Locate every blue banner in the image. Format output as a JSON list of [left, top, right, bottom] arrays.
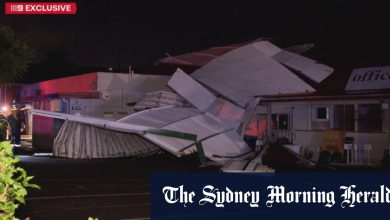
[[152, 172, 390, 220]]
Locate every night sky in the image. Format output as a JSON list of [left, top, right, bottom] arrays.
[[1, 0, 390, 82]]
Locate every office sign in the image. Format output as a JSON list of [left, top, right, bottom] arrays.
[[345, 66, 390, 91]]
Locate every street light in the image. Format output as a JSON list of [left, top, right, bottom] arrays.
[[1, 105, 8, 113]]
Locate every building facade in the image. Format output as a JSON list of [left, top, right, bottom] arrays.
[[20, 72, 171, 149]]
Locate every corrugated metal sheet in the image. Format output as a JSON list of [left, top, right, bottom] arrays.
[[33, 109, 150, 133], [118, 106, 202, 127], [205, 98, 244, 129], [283, 43, 314, 54], [157, 40, 313, 68], [237, 97, 261, 136], [34, 108, 252, 163], [142, 113, 252, 162], [199, 130, 249, 159], [133, 91, 186, 111], [192, 41, 315, 107], [252, 41, 281, 56], [54, 120, 159, 158], [168, 69, 248, 129], [157, 38, 271, 67], [119, 106, 252, 161], [34, 40, 332, 163], [158, 43, 246, 66], [273, 50, 334, 83], [167, 69, 216, 111]]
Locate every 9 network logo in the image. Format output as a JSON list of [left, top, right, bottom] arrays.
[[4, 1, 77, 15]]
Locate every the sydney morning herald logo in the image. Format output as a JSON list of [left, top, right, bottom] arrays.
[[5, 1, 77, 15], [162, 184, 390, 208]]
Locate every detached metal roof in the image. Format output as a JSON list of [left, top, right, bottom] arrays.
[[119, 106, 250, 160], [158, 40, 259, 66], [30, 39, 336, 164], [158, 39, 314, 67], [191, 41, 322, 107]]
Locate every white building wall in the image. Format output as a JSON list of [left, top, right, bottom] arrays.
[[68, 98, 104, 117], [257, 100, 390, 165]]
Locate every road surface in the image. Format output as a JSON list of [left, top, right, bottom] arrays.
[[16, 153, 217, 220]]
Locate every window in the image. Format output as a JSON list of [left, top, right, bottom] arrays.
[[333, 104, 355, 131], [358, 104, 382, 132], [311, 106, 330, 130], [316, 107, 328, 120], [272, 114, 289, 130]]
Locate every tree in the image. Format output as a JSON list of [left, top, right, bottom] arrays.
[[0, 141, 40, 219], [0, 26, 33, 83]]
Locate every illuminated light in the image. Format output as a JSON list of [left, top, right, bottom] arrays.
[[1, 106, 8, 112]]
